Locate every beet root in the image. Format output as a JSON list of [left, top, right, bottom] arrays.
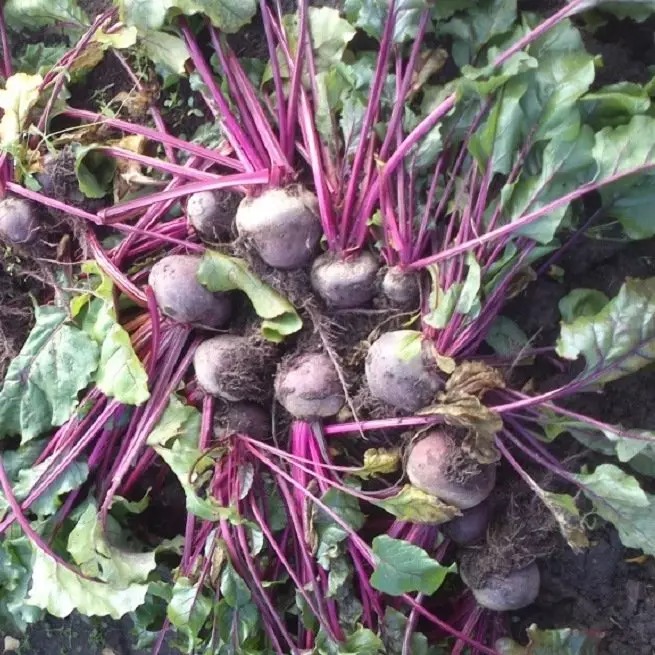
[[406, 431, 496, 509], [217, 402, 270, 441], [275, 353, 344, 419], [365, 330, 441, 412], [461, 562, 540, 611], [187, 189, 241, 240], [0, 196, 39, 244], [442, 497, 493, 545], [149, 255, 232, 328], [310, 251, 379, 308], [382, 267, 420, 308], [194, 335, 275, 402], [236, 186, 321, 269]]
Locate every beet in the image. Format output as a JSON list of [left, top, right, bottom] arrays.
[[406, 431, 496, 509], [442, 497, 493, 545], [194, 335, 275, 402], [0, 196, 39, 244], [461, 561, 541, 611], [365, 330, 441, 412], [218, 402, 270, 440], [311, 251, 379, 308], [187, 189, 240, 240], [275, 353, 344, 419], [382, 266, 420, 307], [148, 254, 232, 328], [236, 186, 321, 269]]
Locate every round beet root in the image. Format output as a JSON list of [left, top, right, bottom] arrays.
[[275, 353, 344, 419], [236, 186, 321, 269], [149, 255, 232, 328], [462, 562, 540, 611], [311, 251, 379, 308], [442, 497, 493, 545], [219, 402, 270, 440], [187, 190, 240, 240], [0, 197, 39, 244], [365, 330, 441, 412], [382, 267, 420, 308], [194, 335, 275, 402], [406, 431, 496, 509]]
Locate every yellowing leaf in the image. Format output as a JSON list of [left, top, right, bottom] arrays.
[[374, 485, 460, 524], [352, 448, 401, 479], [445, 361, 506, 401], [94, 25, 138, 49], [0, 73, 43, 146]]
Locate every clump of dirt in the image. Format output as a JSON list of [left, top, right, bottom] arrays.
[[459, 493, 558, 588]]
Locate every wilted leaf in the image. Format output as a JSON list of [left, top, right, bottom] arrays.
[[444, 361, 506, 401], [0, 74, 43, 147], [197, 251, 302, 342], [576, 463, 655, 556], [26, 550, 148, 619], [496, 623, 601, 654], [351, 448, 401, 479], [374, 485, 460, 524], [542, 491, 589, 553], [0, 306, 98, 442], [370, 536, 456, 596], [556, 277, 655, 386], [118, 0, 256, 33]]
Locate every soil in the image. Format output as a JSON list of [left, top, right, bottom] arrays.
[[3, 2, 655, 655]]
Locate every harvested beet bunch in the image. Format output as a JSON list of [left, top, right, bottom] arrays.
[[1, 1, 655, 653]]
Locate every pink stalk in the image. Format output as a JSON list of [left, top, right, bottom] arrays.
[[282, 0, 306, 161], [339, 0, 397, 248], [99, 169, 269, 222], [324, 415, 439, 435], [179, 19, 258, 171], [0, 6, 12, 79], [62, 107, 243, 170]]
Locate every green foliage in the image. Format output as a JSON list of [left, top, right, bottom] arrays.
[[496, 623, 600, 654], [0, 305, 98, 442], [197, 251, 302, 342], [556, 277, 655, 385], [4, 0, 88, 29], [369, 536, 456, 596]]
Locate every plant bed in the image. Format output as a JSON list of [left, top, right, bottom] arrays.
[[2, 1, 655, 654]]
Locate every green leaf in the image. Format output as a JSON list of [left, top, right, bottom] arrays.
[[197, 251, 302, 342], [74, 262, 150, 406], [17, 43, 70, 76], [373, 485, 460, 525], [26, 549, 148, 619], [381, 607, 432, 655], [74, 145, 116, 199], [67, 502, 178, 587], [581, 82, 651, 128], [556, 277, 655, 386], [0, 529, 42, 631], [340, 627, 384, 654], [496, 623, 600, 654], [485, 316, 530, 358], [344, 0, 428, 43], [308, 7, 357, 69], [576, 463, 655, 556], [147, 395, 244, 524], [167, 577, 212, 652], [220, 562, 251, 608], [437, 0, 517, 67], [369, 535, 456, 596], [577, 0, 655, 22], [594, 116, 655, 239], [500, 126, 596, 243], [118, 0, 256, 33], [558, 289, 609, 323], [13, 454, 88, 518], [0, 306, 98, 442], [0, 73, 43, 147], [139, 30, 189, 75], [4, 0, 88, 29]]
